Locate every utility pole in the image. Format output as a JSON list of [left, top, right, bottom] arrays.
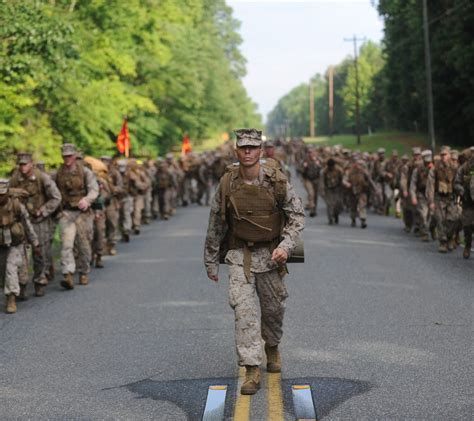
[[328, 66, 334, 137], [423, 0, 436, 152], [344, 35, 365, 145], [309, 80, 315, 138]]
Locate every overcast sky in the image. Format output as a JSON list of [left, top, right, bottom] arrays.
[[228, 0, 384, 121]]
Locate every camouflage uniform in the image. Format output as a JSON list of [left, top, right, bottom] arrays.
[[301, 151, 322, 217], [344, 161, 372, 228], [92, 173, 111, 267], [128, 162, 151, 234], [155, 163, 174, 220], [204, 130, 304, 368], [0, 181, 39, 309], [55, 145, 99, 280], [426, 149, 458, 251], [10, 155, 61, 291], [101, 157, 123, 253], [409, 155, 432, 241], [454, 147, 474, 258], [322, 161, 343, 224]]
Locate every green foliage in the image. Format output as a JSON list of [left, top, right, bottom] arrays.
[[0, 0, 261, 174], [267, 42, 384, 137], [376, 0, 474, 146]]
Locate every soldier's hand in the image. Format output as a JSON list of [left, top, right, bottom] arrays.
[[78, 198, 90, 211], [272, 247, 288, 264], [412, 197, 417, 206], [208, 273, 219, 283], [429, 203, 435, 211], [403, 191, 408, 198]]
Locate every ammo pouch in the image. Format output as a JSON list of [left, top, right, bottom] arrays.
[[438, 181, 450, 195], [10, 222, 25, 246]]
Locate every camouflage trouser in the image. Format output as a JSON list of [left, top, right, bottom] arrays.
[[105, 201, 120, 247], [59, 210, 93, 275], [93, 209, 106, 256], [349, 192, 367, 221], [434, 197, 458, 242], [31, 219, 51, 285], [415, 194, 430, 236], [373, 181, 386, 213], [144, 188, 152, 221], [0, 245, 24, 296], [303, 179, 319, 212], [132, 194, 144, 229], [120, 195, 133, 234], [157, 188, 172, 218], [461, 206, 474, 247], [324, 188, 342, 221], [228, 265, 288, 367], [402, 197, 415, 231]]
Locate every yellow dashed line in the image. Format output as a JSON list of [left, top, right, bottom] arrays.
[[233, 367, 251, 421], [267, 372, 284, 420]]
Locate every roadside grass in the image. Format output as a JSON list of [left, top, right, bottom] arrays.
[[304, 131, 430, 155]]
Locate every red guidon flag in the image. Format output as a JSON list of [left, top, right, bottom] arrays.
[[116, 119, 130, 156], [181, 134, 192, 156]]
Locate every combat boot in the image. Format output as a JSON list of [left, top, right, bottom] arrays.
[[309, 210, 316, 218], [463, 247, 470, 259], [420, 234, 429, 242], [328, 219, 334, 225], [79, 274, 89, 285], [95, 255, 104, 269], [122, 232, 130, 243], [108, 246, 117, 256], [18, 284, 28, 301], [351, 219, 356, 228], [5, 294, 17, 314], [438, 242, 448, 253], [448, 239, 456, 251], [334, 214, 339, 225], [240, 366, 261, 395], [60, 273, 74, 290], [361, 219, 367, 229], [34, 283, 45, 297], [265, 344, 282, 373]]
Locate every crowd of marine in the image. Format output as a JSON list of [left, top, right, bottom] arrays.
[[1, 139, 473, 314]]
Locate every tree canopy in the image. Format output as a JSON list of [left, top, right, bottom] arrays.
[[0, 0, 261, 173], [267, 1, 473, 148]]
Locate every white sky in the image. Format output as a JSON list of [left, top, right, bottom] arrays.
[[228, 0, 384, 120]]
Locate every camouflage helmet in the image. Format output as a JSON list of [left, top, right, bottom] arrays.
[[61, 143, 76, 156], [17, 152, 32, 165], [234, 128, 262, 147]]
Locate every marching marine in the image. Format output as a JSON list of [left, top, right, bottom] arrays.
[[0, 179, 41, 313], [204, 129, 304, 395], [55, 144, 99, 289], [454, 146, 474, 259], [10, 152, 61, 297]]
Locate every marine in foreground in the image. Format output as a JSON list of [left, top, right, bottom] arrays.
[[204, 128, 305, 395]]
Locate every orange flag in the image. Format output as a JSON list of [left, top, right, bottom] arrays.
[[181, 134, 192, 156], [116, 119, 130, 157]]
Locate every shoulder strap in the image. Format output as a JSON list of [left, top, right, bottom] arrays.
[[220, 170, 234, 223]]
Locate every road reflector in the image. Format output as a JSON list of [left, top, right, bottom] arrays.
[[292, 384, 317, 420], [202, 385, 227, 421]]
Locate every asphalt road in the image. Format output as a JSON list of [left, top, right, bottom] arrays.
[[1, 174, 472, 420]]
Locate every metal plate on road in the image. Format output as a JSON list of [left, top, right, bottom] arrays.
[[202, 385, 227, 421], [292, 384, 317, 420]]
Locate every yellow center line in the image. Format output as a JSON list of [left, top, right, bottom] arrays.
[[233, 367, 251, 421], [267, 372, 284, 420]]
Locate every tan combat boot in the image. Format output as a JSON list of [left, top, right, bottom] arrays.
[[79, 274, 89, 285], [18, 284, 28, 301], [438, 242, 448, 253], [95, 255, 104, 269], [240, 366, 261, 395], [108, 246, 117, 256], [34, 283, 45, 297], [60, 273, 74, 290], [265, 344, 282, 373], [463, 246, 471, 260], [5, 294, 17, 314]]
